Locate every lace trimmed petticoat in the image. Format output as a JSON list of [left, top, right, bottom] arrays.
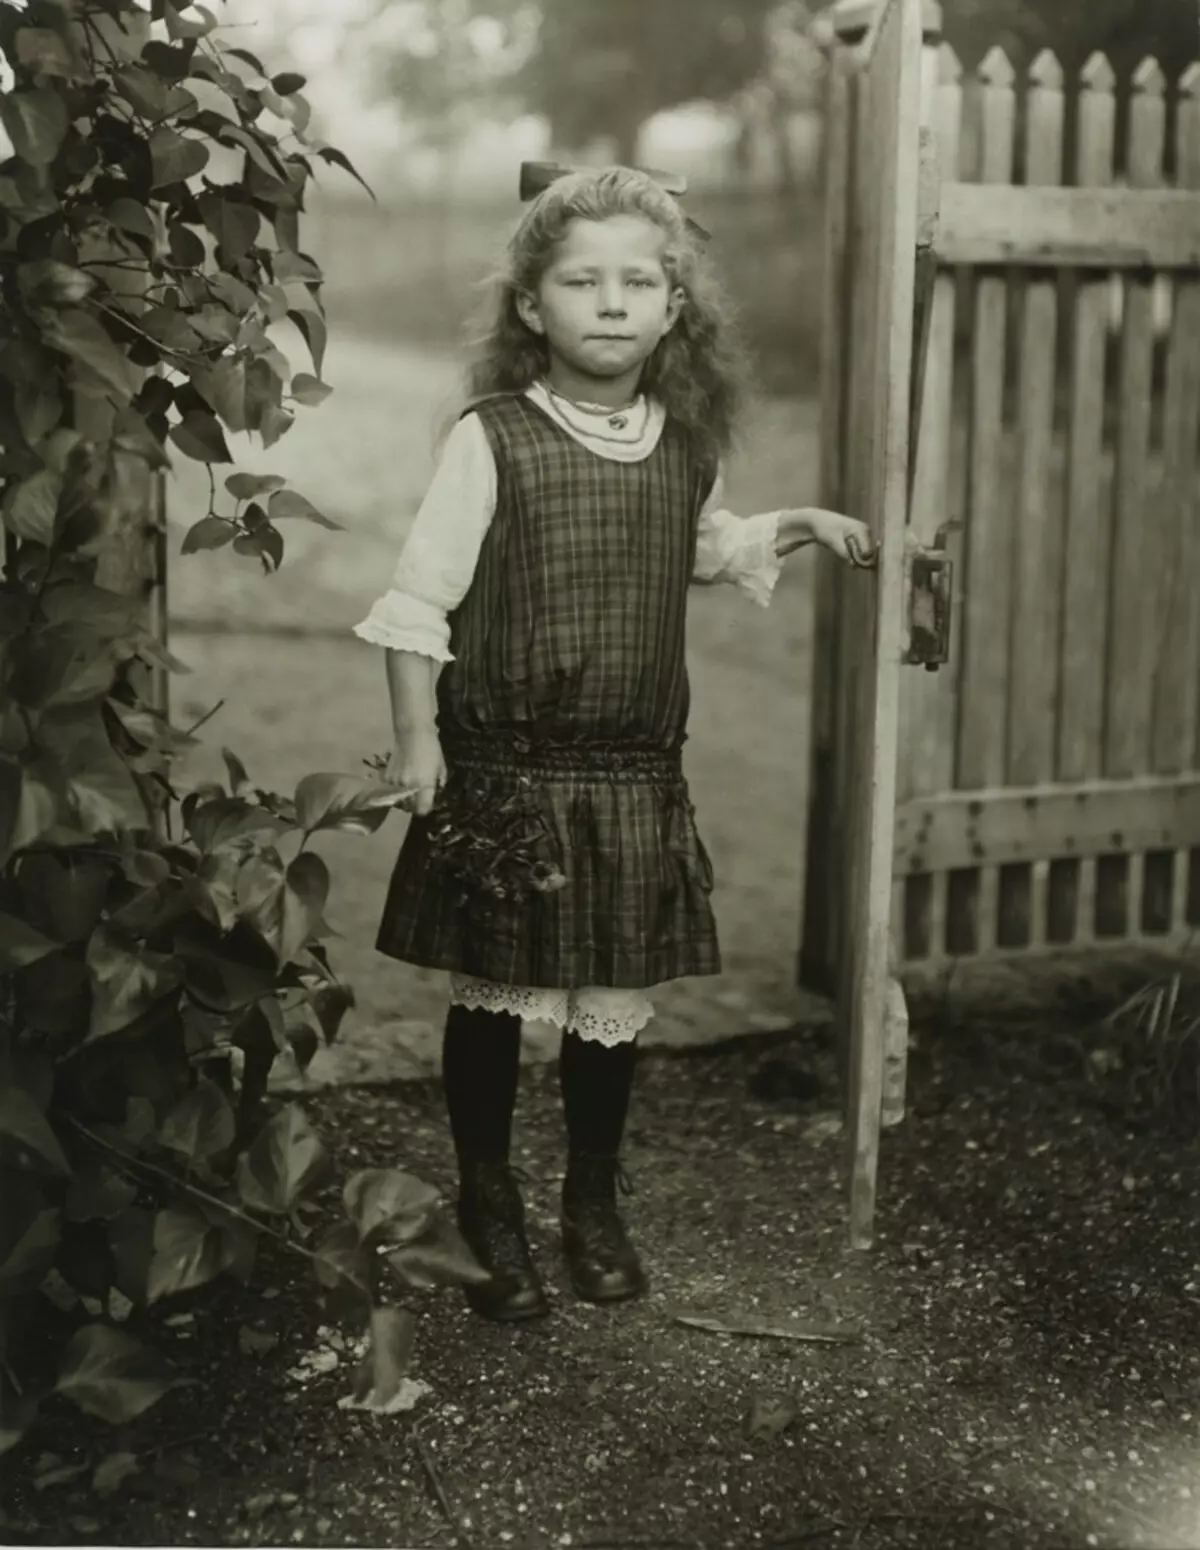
[[449, 973, 654, 1047]]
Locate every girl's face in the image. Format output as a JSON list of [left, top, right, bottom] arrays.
[[516, 214, 684, 390]]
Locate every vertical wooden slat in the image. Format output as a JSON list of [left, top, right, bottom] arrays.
[[1008, 50, 1066, 788], [976, 864, 1000, 954], [1105, 59, 1166, 779], [899, 42, 964, 804], [1058, 53, 1116, 783], [957, 45, 1016, 791], [1151, 63, 1200, 776], [1030, 858, 1051, 948]]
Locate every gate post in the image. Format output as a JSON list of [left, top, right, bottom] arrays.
[[799, 0, 944, 1004]]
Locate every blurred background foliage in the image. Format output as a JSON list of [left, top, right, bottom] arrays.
[[224, 0, 1199, 396]]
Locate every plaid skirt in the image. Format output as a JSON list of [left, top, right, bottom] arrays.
[[376, 741, 720, 989]]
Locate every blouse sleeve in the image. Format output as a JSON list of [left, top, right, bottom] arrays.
[[352, 414, 498, 661], [691, 464, 785, 609]]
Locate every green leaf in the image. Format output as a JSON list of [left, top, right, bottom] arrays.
[[196, 191, 259, 264], [0, 87, 68, 166], [18, 258, 95, 306], [238, 850, 326, 963], [189, 359, 246, 432], [106, 197, 155, 240], [288, 372, 332, 408], [294, 773, 409, 836], [38, 707, 144, 834], [272, 249, 322, 284], [0, 1371, 38, 1457], [343, 1168, 440, 1249], [236, 1104, 328, 1215], [215, 122, 288, 183], [312, 1221, 368, 1299], [347, 1307, 417, 1413], [225, 472, 285, 501], [208, 272, 257, 315], [16, 381, 62, 444], [148, 128, 209, 189], [258, 405, 294, 450], [183, 795, 289, 853], [387, 1218, 490, 1291], [86, 926, 180, 1041], [2, 467, 61, 544], [164, 2, 218, 40], [93, 1452, 140, 1499], [288, 307, 327, 377], [180, 515, 235, 554], [15, 26, 79, 79], [146, 1204, 226, 1303], [113, 65, 194, 120], [65, 1167, 138, 1224], [0, 1086, 69, 1175], [0, 1206, 61, 1294], [316, 144, 376, 200], [160, 1079, 235, 1163], [271, 71, 306, 95], [309, 982, 355, 1044], [170, 412, 232, 464], [265, 489, 336, 533], [232, 521, 284, 573], [0, 913, 59, 971], [40, 309, 138, 401], [56, 1324, 173, 1425]]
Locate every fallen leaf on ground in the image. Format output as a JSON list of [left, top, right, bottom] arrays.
[[674, 1313, 862, 1345], [746, 1393, 798, 1438]]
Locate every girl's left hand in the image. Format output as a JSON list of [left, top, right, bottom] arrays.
[[807, 508, 877, 568]]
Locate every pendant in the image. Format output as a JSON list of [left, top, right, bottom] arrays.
[[609, 413, 628, 430]]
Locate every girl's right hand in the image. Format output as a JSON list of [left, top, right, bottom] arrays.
[[388, 728, 447, 816]]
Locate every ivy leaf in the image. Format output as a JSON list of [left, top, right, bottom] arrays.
[[1, 468, 61, 545], [315, 144, 376, 200], [197, 191, 259, 264], [343, 1169, 441, 1249], [181, 515, 235, 554], [168, 222, 207, 268], [40, 309, 138, 401], [288, 307, 326, 376], [146, 1204, 227, 1303], [232, 522, 284, 574], [15, 27, 80, 79], [258, 405, 294, 449], [16, 381, 62, 444], [387, 1218, 490, 1291], [148, 128, 209, 189], [106, 197, 155, 240], [288, 373, 332, 408], [271, 71, 306, 95], [0, 87, 68, 166], [236, 1104, 328, 1215], [92, 1452, 140, 1499], [265, 489, 336, 533], [113, 64, 196, 120], [39, 706, 144, 834], [0, 1206, 61, 1295], [309, 982, 355, 1044], [18, 259, 95, 306], [294, 773, 410, 836], [0, 1371, 39, 1457], [225, 472, 284, 501], [272, 249, 322, 284], [312, 1221, 368, 1301], [208, 272, 257, 316], [65, 1166, 137, 1224], [170, 412, 232, 464], [0, 1086, 70, 1176], [56, 1325, 173, 1425], [160, 1080, 235, 1164], [189, 359, 246, 432], [86, 926, 180, 1041], [238, 850, 326, 963], [0, 913, 59, 972], [164, 2, 218, 40]]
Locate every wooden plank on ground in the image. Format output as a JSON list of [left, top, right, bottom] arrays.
[[1058, 53, 1116, 784], [1106, 59, 1166, 779], [1007, 49, 1065, 789], [957, 45, 1016, 791], [894, 775, 1200, 874], [933, 183, 1200, 267]]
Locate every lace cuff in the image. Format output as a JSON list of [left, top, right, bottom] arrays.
[[448, 976, 655, 1047], [352, 590, 453, 661]]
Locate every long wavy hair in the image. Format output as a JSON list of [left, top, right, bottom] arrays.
[[461, 167, 748, 459]]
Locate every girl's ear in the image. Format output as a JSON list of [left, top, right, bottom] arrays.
[[662, 285, 686, 336], [515, 290, 545, 335]]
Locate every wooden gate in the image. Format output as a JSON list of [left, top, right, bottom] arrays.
[[805, 1, 1200, 1246]]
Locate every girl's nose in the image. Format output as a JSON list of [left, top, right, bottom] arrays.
[[598, 284, 627, 316]]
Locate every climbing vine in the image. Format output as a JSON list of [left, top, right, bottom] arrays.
[[0, 0, 483, 1453]]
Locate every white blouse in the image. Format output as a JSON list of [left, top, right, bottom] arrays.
[[353, 379, 786, 662]]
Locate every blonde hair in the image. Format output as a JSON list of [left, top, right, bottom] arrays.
[[463, 167, 747, 458]]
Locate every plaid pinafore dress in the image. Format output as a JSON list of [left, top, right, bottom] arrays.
[[376, 393, 720, 991]]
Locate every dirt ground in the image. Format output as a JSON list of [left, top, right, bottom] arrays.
[[5, 1001, 1200, 1550]]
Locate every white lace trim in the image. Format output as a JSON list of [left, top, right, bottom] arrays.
[[449, 975, 654, 1047]]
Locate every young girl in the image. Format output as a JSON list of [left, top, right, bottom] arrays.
[[355, 165, 873, 1324]]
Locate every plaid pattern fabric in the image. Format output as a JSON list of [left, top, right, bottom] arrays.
[[376, 394, 721, 989]]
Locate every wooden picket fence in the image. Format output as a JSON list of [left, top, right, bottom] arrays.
[[803, 29, 1200, 993]]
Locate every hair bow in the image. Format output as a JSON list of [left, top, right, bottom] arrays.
[[518, 160, 710, 241]]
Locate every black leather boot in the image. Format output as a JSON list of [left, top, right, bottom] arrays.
[[457, 1159, 550, 1322], [561, 1151, 647, 1303]]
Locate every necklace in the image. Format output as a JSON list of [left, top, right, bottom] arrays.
[[543, 381, 645, 434]]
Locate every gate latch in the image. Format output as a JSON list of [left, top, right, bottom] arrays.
[[902, 526, 953, 671]]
